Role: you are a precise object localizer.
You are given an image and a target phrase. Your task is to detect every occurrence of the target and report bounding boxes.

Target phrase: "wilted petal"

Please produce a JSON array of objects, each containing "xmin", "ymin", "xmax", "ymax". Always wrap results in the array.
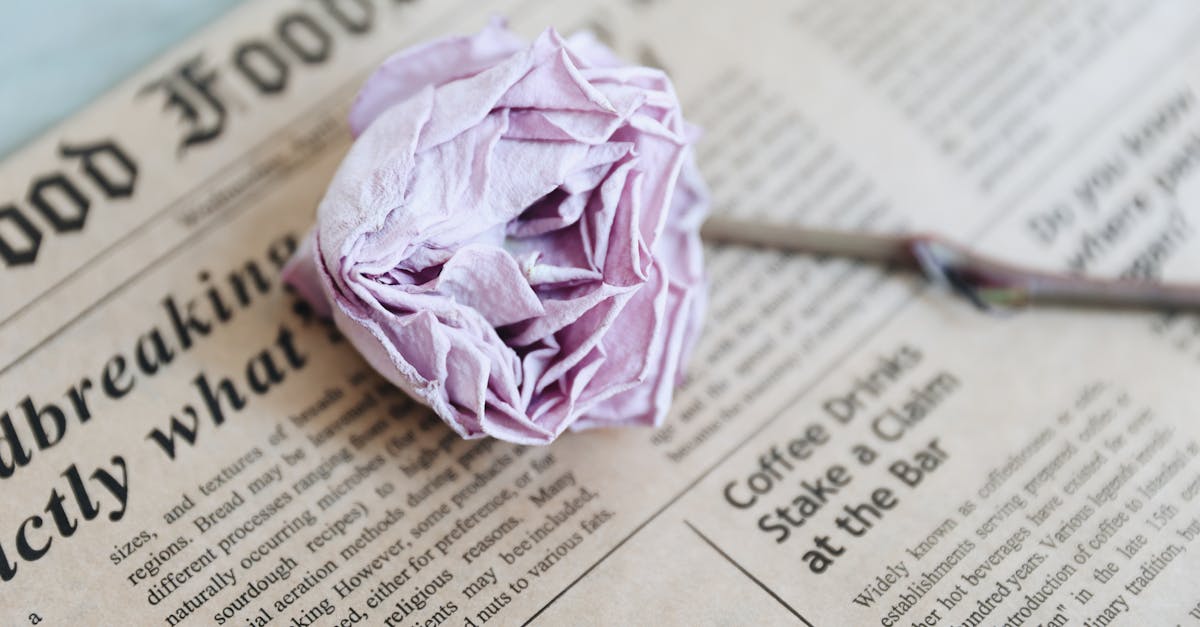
[
  {"xmin": 350, "ymin": 17, "xmax": 526, "ymax": 135},
  {"xmin": 437, "ymin": 245, "xmax": 545, "ymax": 326}
]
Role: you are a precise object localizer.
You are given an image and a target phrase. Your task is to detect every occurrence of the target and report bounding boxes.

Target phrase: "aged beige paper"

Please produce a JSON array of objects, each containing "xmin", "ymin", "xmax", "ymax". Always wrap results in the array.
[{"xmin": 3, "ymin": 1, "xmax": 1200, "ymax": 625}]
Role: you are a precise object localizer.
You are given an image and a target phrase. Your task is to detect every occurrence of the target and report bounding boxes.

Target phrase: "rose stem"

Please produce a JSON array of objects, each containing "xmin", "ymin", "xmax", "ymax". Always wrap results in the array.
[{"xmin": 699, "ymin": 216, "xmax": 1200, "ymax": 313}]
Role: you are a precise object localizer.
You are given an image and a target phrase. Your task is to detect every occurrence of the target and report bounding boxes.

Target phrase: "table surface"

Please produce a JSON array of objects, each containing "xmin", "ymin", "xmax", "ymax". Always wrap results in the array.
[{"xmin": 0, "ymin": 0, "xmax": 244, "ymax": 158}]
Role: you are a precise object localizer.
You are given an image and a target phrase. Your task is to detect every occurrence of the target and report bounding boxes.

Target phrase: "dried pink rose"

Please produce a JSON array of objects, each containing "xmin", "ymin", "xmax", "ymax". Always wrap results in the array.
[{"xmin": 284, "ymin": 19, "xmax": 708, "ymax": 444}]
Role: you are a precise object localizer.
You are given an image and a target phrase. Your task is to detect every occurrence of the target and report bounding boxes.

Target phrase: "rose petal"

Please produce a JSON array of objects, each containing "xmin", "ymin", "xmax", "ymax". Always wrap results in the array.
[
  {"xmin": 349, "ymin": 17, "xmax": 526, "ymax": 135},
  {"xmin": 437, "ymin": 244, "xmax": 545, "ymax": 327}
]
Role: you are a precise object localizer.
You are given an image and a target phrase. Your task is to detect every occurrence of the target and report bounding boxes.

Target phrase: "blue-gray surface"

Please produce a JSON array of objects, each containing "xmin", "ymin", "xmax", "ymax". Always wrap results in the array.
[{"xmin": 0, "ymin": 0, "xmax": 244, "ymax": 158}]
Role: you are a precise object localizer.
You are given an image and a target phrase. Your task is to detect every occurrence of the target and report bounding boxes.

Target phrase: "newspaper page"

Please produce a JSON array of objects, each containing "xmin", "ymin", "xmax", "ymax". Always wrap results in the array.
[{"xmin": 2, "ymin": 0, "xmax": 1200, "ymax": 624}]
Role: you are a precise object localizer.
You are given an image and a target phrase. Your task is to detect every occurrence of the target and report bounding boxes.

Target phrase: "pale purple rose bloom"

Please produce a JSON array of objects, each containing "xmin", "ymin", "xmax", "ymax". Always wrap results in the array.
[{"xmin": 284, "ymin": 19, "xmax": 708, "ymax": 444}]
